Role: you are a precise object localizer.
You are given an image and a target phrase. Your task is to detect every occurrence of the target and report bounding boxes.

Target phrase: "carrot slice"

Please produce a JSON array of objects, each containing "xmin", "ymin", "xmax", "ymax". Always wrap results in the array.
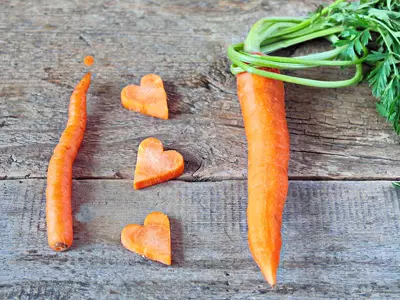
[
  {"xmin": 121, "ymin": 212, "xmax": 171, "ymax": 265},
  {"xmin": 133, "ymin": 137, "xmax": 184, "ymax": 189},
  {"xmin": 84, "ymin": 56, "xmax": 94, "ymax": 67},
  {"xmin": 121, "ymin": 74, "xmax": 168, "ymax": 120}
]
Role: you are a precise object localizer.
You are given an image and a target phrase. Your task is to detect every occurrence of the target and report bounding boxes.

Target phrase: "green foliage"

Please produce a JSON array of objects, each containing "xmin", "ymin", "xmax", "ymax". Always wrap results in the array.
[
  {"xmin": 228, "ymin": 0, "xmax": 400, "ymax": 134},
  {"xmin": 323, "ymin": 0, "xmax": 400, "ymax": 133},
  {"xmin": 392, "ymin": 182, "xmax": 400, "ymax": 189}
]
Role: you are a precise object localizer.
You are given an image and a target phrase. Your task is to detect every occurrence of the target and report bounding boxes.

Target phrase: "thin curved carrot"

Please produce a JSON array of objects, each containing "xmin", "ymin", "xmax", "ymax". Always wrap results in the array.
[
  {"xmin": 121, "ymin": 211, "xmax": 171, "ymax": 265},
  {"xmin": 121, "ymin": 74, "xmax": 168, "ymax": 120},
  {"xmin": 237, "ymin": 69, "xmax": 289, "ymax": 285},
  {"xmin": 46, "ymin": 72, "xmax": 91, "ymax": 251},
  {"xmin": 133, "ymin": 137, "xmax": 184, "ymax": 189},
  {"xmin": 83, "ymin": 56, "xmax": 94, "ymax": 67}
]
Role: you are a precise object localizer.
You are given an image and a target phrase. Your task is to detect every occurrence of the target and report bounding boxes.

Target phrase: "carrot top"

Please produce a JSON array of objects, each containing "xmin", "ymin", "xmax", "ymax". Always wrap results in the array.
[{"xmin": 227, "ymin": 0, "xmax": 400, "ymax": 134}]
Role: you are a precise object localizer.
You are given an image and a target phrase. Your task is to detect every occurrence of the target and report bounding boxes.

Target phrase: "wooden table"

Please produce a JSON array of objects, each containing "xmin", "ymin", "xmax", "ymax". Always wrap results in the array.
[{"xmin": 1, "ymin": 1, "xmax": 399, "ymax": 299}]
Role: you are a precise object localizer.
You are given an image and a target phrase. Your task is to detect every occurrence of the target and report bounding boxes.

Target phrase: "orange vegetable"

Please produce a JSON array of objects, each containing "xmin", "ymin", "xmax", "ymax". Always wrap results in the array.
[
  {"xmin": 121, "ymin": 211, "xmax": 171, "ymax": 265},
  {"xmin": 121, "ymin": 74, "xmax": 168, "ymax": 120},
  {"xmin": 46, "ymin": 72, "xmax": 91, "ymax": 251},
  {"xmin": 236, "ymin": 69, "xmax": 289, "ymax": 285},
  {"xmin": 133, "ymin": 137, "xmax": 184, "ymax": 189},
  {"xmin": 83, "ymin": 55, "xmax": 94, "ymax": 67}
]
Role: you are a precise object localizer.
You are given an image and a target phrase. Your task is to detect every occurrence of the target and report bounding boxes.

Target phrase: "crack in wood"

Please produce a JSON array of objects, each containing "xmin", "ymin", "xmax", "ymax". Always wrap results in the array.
[{"xmin": 1, "ymin": 176, "xmax": 400, "ymax": 182}]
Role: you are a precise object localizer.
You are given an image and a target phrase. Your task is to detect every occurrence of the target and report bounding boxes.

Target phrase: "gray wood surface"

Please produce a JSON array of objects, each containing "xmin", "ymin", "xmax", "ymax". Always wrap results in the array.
[
  {"xmin": 1, "ymin": 0, "xmax": 400, "ymax": 299},
  {"xmin": 1, "ymin": 0, "xmax": 399, "ymax": 181},
  {"xmin": 1, "ymin": 179, "xmax": 400, "ymax": 299}
]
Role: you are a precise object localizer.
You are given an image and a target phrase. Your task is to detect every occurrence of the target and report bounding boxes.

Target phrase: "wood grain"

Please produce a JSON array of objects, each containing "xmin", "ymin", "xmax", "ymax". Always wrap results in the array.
[
  {"xmin": 1, "ymin": 179, "xmax": 399, "ymax": 299},
  {"xmin": 1, "ymin": 0, "xmax": 399, "ymax": 181},
  {"xmin": 1, "ymin": 1, "xmax": 400, "ymax": 298}
]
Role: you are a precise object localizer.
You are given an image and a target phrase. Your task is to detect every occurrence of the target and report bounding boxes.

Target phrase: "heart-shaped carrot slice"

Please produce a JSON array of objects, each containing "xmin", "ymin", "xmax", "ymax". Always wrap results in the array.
[
  {"xmin": 134, "ymin": 137, "xmax": 184, "ymax": 190},
  {"xmin": 121, "ymin": 212, "xmax": 171, "ymax": 265},
  {"xmin": 121, "ymin": 74, "xmax": 168, "ymax": 120}
]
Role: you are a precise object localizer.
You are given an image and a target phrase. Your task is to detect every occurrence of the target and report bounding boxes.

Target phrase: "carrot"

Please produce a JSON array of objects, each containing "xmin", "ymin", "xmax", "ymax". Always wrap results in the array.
[
  {"xmin": 133, "ymin": 137, "xmax": 184, "ymax": 190},
  {"xmin": 121, "ymin": 74, "xmax": 168, "ymax": 120},
  {"xmin": 46, "ymin": 72, "xmax": 91, "ymax": 251},
  {"xmin": 236, "ymin": 69, "xmax": 289, "ymax": 285},
  {"xmin": 83, "ymin": 55, "xmax": 94, "ymax": 67},
  {"xmin": 121, "ymin": 211, "xmax": 171, "ymax": 265}
]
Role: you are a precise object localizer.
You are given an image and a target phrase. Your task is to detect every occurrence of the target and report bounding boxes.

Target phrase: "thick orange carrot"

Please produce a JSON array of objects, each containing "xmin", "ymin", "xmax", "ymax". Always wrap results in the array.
[
  {"xmin": 237, "ymin": 69, "xmax": 289, "ymax": 285},
  {"xmin": 133, "ymin": 137, "xmax": 184, "ymax": 190},
  {"xmin": 46, "ymin": 72, "xmax": 91, "ymax": 251},
  {"xmin": 121, "ymin": 211, "xmax": 171, "ymax": 265},
  {"xmin": 121, "ymin": 74, "xmax": 168, "ymax": 120}
]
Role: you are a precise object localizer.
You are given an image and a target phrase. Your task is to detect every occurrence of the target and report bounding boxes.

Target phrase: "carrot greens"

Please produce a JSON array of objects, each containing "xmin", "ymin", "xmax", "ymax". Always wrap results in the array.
[{"xmin": 227, "ymin": 0, "xmax": 400, "ymax": 133}]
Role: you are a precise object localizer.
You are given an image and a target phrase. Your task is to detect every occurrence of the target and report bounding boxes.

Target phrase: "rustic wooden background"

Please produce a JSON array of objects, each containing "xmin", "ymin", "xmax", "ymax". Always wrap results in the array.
[{"xmin": 1, "ymin": 0, "xmax": 399, "ymax": 299}]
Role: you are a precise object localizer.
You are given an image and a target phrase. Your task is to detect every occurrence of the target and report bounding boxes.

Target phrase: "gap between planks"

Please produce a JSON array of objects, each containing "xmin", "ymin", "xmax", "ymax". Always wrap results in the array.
[{"xmin": 1, "ymin": 176, "xmax": 400, "ymax": 182}]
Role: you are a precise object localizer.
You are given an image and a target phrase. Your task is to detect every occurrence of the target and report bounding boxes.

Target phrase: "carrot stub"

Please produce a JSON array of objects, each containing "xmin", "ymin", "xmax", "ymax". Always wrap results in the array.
[
  {"xmin": 83, "ymin": 55, "xmax": 94, "ymax": 67},
  {"xmin": 121, "ymin": 74, "xmax": 168, "ymax": 120},
  {"xmin": 121, "ymin": 211, "xmax": 171, "ymax": 265},
  {"xmin": 46, "ymin": 72, "xmax": 91, "ymax": 251},
  {"xmin": 237, "ymin": 69, "xmax": 289, "ymax": 285},
  {"xmin": 133, "ymin": 137, "xmax": 184, "ymax": 190}
]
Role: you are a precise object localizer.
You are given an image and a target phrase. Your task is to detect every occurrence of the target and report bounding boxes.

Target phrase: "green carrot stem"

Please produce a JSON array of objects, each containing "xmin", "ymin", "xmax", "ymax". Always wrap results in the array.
[
  {"xmin": 260, "ymin": 27, "xmax": 344, "ymax": 54},
  {"xmin": 228, "ymin": 45, "xmax": 363, "ymax": 88}
]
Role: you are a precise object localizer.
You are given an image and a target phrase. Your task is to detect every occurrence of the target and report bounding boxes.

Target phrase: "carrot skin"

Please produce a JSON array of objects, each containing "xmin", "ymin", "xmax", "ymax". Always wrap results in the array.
[
  {"xmin": 237, "ymin": 69, "xmax": 289, "ymax": 285},
  {"xmin": 46, "ymin": 72, "xmax": 91, "ymax": 251}
]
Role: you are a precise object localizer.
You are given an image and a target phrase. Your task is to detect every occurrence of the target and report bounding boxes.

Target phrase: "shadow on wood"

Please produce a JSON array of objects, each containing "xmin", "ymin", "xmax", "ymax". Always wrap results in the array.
[
  {"xmin": 170, "ymin": 217, "xmax": 184, "ymax": 266},
  {"xmin": 164, "ymin": 80, "xmax": 182, "ymax": 119}
]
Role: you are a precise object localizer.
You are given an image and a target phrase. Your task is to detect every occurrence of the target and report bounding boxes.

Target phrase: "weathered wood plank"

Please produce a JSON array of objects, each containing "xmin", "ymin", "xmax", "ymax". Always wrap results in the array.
[
  {"xmin": 1, "ymin": 179, "xmax": 399, "ymax": 299},
  {"xmin": 1, "ymin": 0, "xmax": 400, "ymax": 181}
]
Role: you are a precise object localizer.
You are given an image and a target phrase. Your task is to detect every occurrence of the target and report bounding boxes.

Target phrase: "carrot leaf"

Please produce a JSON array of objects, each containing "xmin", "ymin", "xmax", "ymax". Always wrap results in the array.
[{"xmin": 227, "ymin": 0, "xmax": 400, "ymax": 134}]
